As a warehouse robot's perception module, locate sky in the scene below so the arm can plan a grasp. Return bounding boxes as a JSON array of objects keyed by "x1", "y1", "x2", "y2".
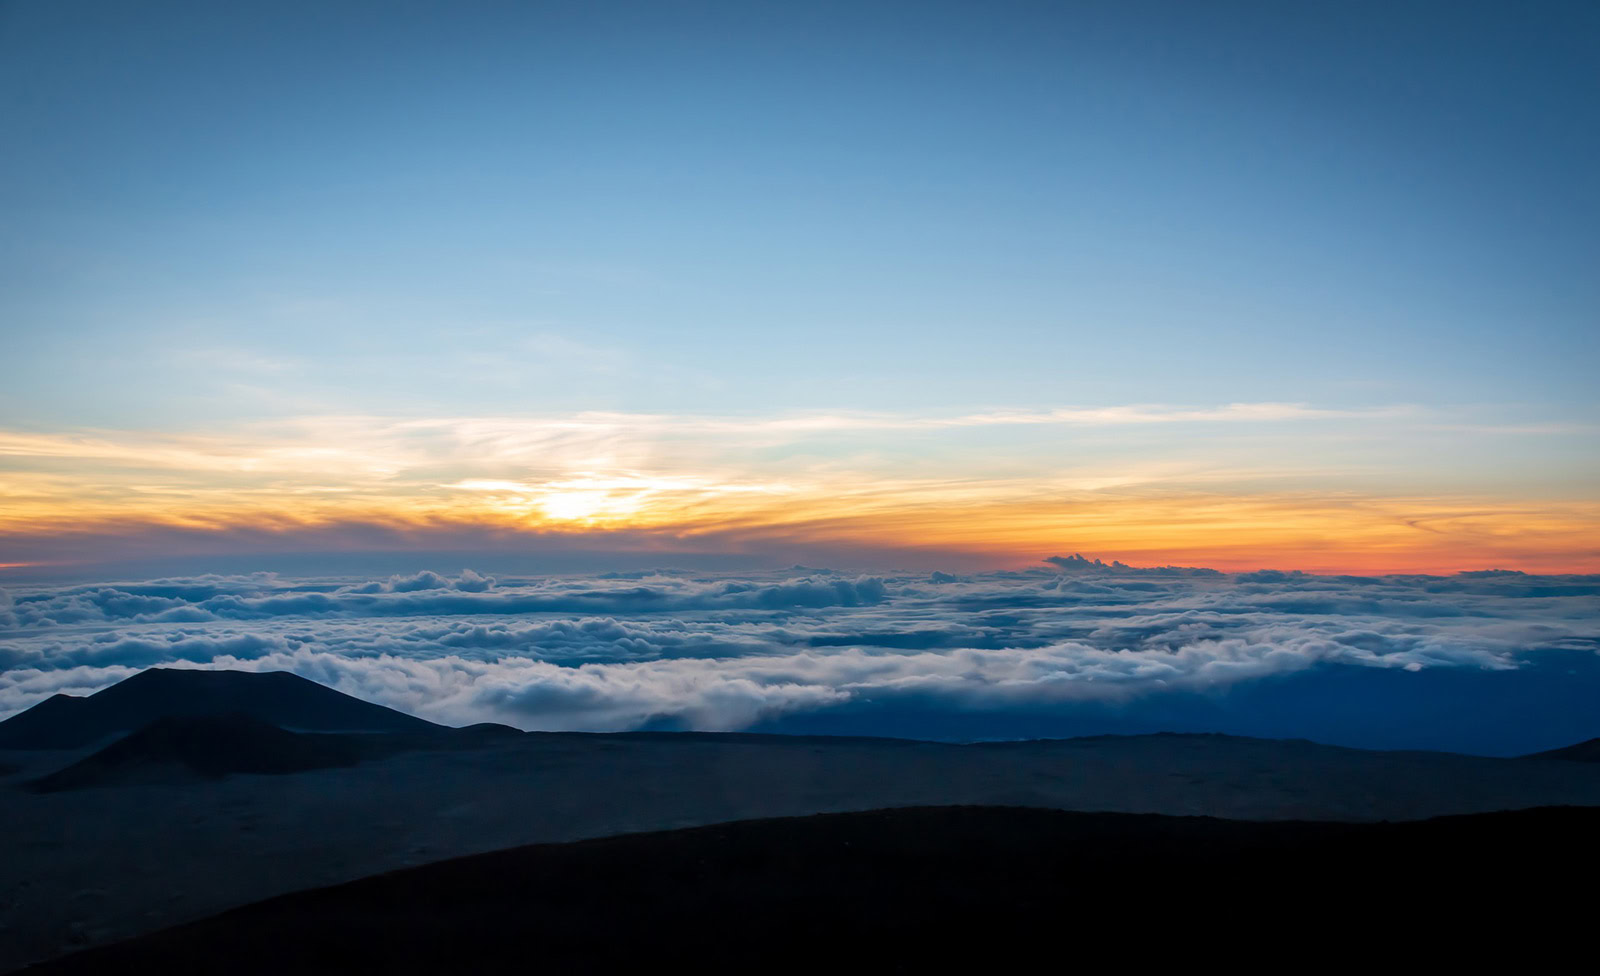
[{"x1": 1, "y1": 0, "x2": 1598, "y2": 575}]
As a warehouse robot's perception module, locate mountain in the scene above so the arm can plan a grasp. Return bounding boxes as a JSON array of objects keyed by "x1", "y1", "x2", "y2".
[
  {"x1": 27, "y1": 714, "x2": 374, "y2": 792},
  {"x1": 1526, "y1": 737, "x2": 1600, "y2": 762},
  {"x1": 0, "y1": 668, "x2": 440, "y2": 749},
  {"x1": 24, "y1": 804, "x2": 1596, "y2": 973}
]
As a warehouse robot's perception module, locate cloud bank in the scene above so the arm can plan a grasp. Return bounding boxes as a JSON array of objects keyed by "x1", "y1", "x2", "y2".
[{"x1": 3, "y1": 562, "x2": 1596, "y2": 753}]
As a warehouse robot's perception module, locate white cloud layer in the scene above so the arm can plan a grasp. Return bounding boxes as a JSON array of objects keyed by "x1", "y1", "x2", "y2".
[{"x1": 1, "y1": 564, "x2": 1595, "y2": 731}]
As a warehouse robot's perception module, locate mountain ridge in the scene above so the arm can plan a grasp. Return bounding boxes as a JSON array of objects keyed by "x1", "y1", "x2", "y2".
[
  {"x1": 0, "y1": 668, "x2": 439, "y2": 749},
  {"x1": 1525, "y1": 737, "x2": 1600, "y2": 763},
  {"x1": 27, "y1": 714, "x2": 372, "y2": 792},
  {"x1": 4, "y1": 666, "x2": 1599, "y2": 759}
]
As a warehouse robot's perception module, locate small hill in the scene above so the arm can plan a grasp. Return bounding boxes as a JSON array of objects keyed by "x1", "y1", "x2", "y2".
[
  {"x1": 27, "y1": 714, "x2": 374, "y2": 792},
  {"x1": 451, "y1": 722, "x2": 530, "y2": 741},
  {"x1": 1525, "y1": 737, "x2": 1600, "y2": 762},
  {"x1": 0, "y1": 668, "x2": 440, "y2": 749},
  {"x1": 23, "y1": 804, "x2": 1597, "y2": 973}
]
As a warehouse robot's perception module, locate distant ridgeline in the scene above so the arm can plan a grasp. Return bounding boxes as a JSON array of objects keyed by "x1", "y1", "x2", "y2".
[
  {"x1": 0, "y1": 668, "x2": 439, "y2": 750},
  {"x1": 0, "y1": 668, "x2": 522, "y2": 791},
  {"x1": 1, "y1": 667, "x2": 1596, "y2": 794}
]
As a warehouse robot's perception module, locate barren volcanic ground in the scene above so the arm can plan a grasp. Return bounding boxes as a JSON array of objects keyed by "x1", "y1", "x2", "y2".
[
  {"x1": 23, "y1": 804, "x2": 1600, "y2": 973},
  {"x1": 5, "y1": 729, "x2": 1600, "y2": 971}
]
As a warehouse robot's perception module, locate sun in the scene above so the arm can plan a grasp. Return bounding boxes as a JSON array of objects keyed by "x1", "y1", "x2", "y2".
[{"x1": 535, "y1": 488, "x2": 636, "y2": 523}]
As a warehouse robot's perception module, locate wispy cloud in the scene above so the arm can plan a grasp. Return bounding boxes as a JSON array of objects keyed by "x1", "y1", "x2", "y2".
[{"x1": 0, "y1": 402, "x2": 1595, "y2": 573}]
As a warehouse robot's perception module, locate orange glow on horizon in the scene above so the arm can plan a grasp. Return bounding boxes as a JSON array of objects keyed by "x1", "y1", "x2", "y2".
[
  {"x1": 2, "y1": 412, "x2": 1596, "y2": 575},
  {"x1": 3, "y1": 485, "x2": 1596, "y2": 576}
]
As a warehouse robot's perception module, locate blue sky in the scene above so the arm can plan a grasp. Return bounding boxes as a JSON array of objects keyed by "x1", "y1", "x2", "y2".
[
  {"x1": 4, "y1": 0, "x2": 1596, "y2": 424},
  {"x1": 0, "y1": 1, "x2": 1596, "y2": 574}
]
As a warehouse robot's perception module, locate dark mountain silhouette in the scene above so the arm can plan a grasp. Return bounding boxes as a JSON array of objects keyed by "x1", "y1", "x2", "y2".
[
  {"x1": 26, "y1": 714, "x2": 380, "y2": 792},
  {"x1": 1525, "y1": 737, "x2": 1600, "y2": 762},
  {"x1": 450, "y1": 722, "x2": 529, "y2": 741},
  {"x1": 0, "y1": 668, "x2": 440, "y2": 749},
  {"x1": 23, "y1": 804, "x2": 1594, "y2": 973}
]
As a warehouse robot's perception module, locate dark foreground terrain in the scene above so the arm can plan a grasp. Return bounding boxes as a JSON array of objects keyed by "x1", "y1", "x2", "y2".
[
  {"x1": 20, "y1": 804, "x2": 1595, "y2": 973},
  {"x1": 6, "y1": 668, "x2": 1600, "y2": 970}
]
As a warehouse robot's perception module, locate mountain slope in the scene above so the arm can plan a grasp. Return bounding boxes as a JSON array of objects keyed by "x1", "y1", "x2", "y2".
[
  {"x1": 26, "y1": 714, "x2": 377, "y2": 792},
  {"x1": 1525, "y1": 737, "x2": 1600, "y2": 762},
  {"x1": 24, "y1": 804, "x2": 1596, "y2": 973},
  {"x1": 0, "y1": 668, "x2": 439, "y2": 749}
]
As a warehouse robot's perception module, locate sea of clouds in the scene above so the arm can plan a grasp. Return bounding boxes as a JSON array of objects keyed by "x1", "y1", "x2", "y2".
[{"x1": 2, "y1": 557, "x2": 1597, "y2": 753}]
